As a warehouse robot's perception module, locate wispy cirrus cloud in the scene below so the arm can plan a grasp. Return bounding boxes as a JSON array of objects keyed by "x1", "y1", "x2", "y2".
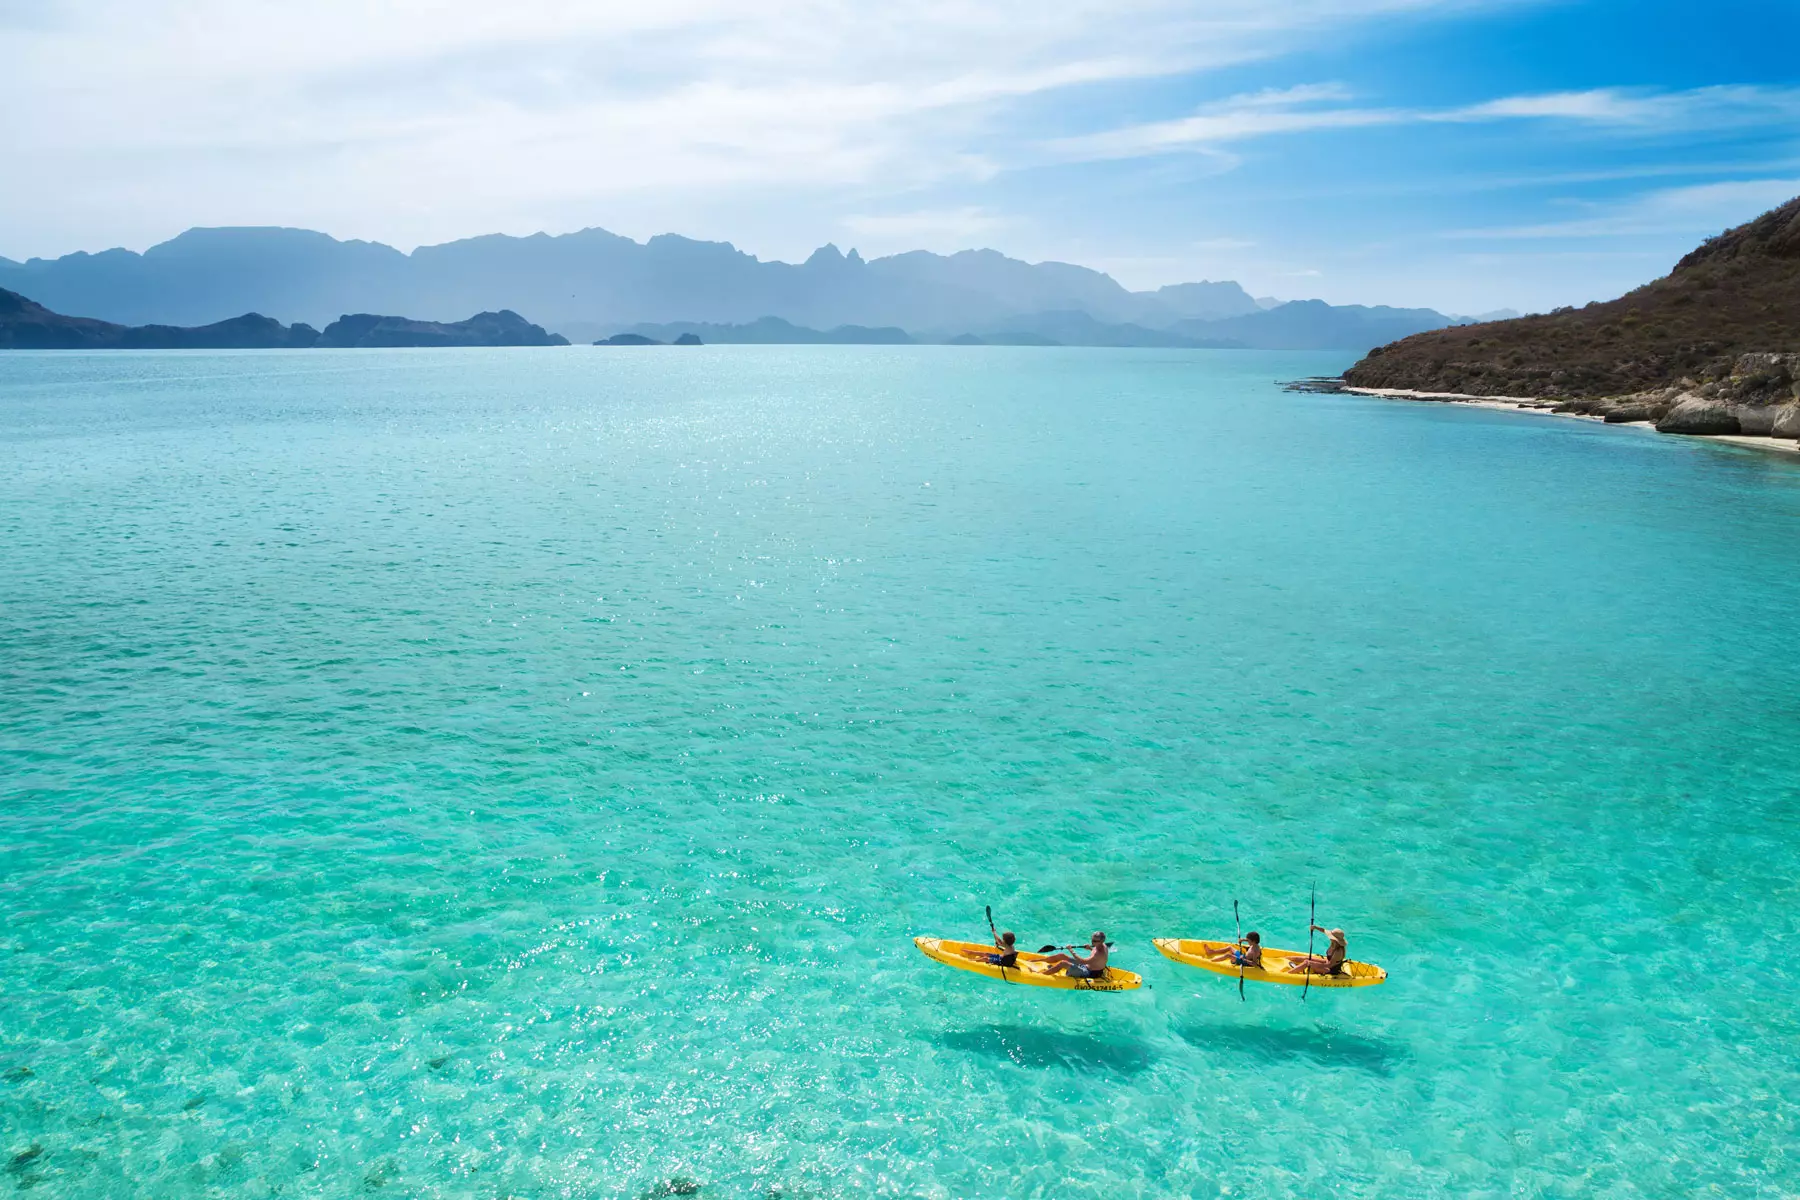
[
  {"x1": 1049, "y1": 83, "x2": 1800, "y2": 163},
  {"x1": 1438, "y1": 84, "x2": 1800, "y2": 126},
  {"x1": 0, "y1": 0, "x2": 1471, "y2": 257},
  {"x1": 1045, "y1": 84, "x2": 1402, "y2": 161}
]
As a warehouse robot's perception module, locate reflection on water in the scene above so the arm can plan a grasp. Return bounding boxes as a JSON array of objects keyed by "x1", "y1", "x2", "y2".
[{"x1": 932, "y1": 1025, "x2": 1156, "y2": 1075}]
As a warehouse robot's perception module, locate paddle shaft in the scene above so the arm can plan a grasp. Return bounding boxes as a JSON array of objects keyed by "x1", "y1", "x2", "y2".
[
  {"x1": 986, "y1": 905, "x2": 1010, "y2": 984},
  {"x1": 1234, "y1": 899, "x2": 1245, "y2": 1001},
  {"x1": 1303, "y1": 884, "x2": 1316, "y2": 1001}
]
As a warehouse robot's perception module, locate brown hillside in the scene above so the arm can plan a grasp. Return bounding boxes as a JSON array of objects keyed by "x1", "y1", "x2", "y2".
[{"x1": 1343, "y1": 195, "x2": 1800, "y2": 398}]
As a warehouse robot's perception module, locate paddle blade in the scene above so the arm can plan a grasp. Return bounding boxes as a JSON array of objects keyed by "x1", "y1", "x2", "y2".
[{"x1": 1038, "y1": 945, "x2": 1058, "y2": 953}]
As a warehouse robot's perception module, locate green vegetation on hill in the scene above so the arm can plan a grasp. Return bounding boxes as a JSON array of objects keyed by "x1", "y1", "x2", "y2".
[{"x1": 1345, "y1": 195, "x2": 1800, "y2": 399}]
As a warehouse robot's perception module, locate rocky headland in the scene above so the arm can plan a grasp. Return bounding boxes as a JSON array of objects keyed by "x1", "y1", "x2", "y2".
[
  {"x1": 315, "y1": 310, "x2": 567, "y2": 347},
  {"x1": 1341, "y1": 196, "x2": 1800, "y2": 445},
  {"x1": 0, "y1": 287, "x2": 317, "y2": 348},
  {"x1": 0, "y1": 288, "x2": 568, "y2": 349}
]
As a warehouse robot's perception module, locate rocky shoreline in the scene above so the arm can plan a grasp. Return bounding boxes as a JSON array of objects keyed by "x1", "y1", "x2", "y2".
[
  {"x1": 1334, "y1": 196, "x2": 1800, "y2": 457},
  {"x1": 1298, "y1": 352, "x2": 1800, "y2": 457}
]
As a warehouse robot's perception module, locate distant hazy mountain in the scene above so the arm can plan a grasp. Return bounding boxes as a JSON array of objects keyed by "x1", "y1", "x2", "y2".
[
  {"x1": 1167, "y1": 300, "x2": 1468, "y2": 351},
  {"x1": 0, "y1": 225, "x2": 1469, "y2": 353},
  {"x1": 0, "y1": 226, "x2": 1266, "y2": 338},
  {"x1": 621, "y1": 306, "x2": 1449, "y2": 352},
  {"x1": 946, "y1": 309, "x2": 1242, "y2": 349},
  {"x1": 621, "y1": 317, "x2": 915, "y2": 344}
]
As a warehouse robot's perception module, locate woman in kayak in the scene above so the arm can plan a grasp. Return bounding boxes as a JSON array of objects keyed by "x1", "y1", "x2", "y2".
[
  {"x1": 1205, "y1": 930, "x2": 1262, "y2": 968},
  {"x1": 985, "y1": 930, "x2": 1019, "y2": 968},
  {"x1": 1285, "y1": 926, "x2": 1347, "y2": 975},
  {"x1": 1043, "y1": 932, "x2": 1109, "y2": 979}
]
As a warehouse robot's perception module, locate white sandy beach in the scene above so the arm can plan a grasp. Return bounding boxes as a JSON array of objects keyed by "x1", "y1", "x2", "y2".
[{"x1": 1344, "y1": 387, "x2": 1800, "y2": 456}]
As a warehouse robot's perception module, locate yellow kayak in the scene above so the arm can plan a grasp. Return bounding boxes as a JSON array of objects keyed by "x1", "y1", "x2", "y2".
[
  {"x1": 914, "y1": 937, "x2": 1143, "y2": 992},
  {"x1": 1153, "y1": 938, "x2": 1387, "y2": 988}
]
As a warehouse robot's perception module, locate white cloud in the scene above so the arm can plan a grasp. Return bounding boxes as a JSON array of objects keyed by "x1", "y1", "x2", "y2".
[
  {"x1": 1440, "y1": 85, "x2": 1800, "y2": 127},
  {"x1": 1048, "y1": 83, "x2": 1800, "y2": 163},
  {"x1": 0, "y1": 0, "x2": 1472, "y2": 256},
  {"x1": 1445, "y1": 89, "x2": 1671, "y2": 123},
  {"x1": 1045, "y1": 85, "x2": 1404, "y2": 161}
]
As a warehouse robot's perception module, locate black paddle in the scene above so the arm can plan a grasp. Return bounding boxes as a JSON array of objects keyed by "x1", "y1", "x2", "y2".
[
  {"x1": 1234, "y1": 899, "x2": 1245, "y2": 1002},
  {"x1": 1302, "y1": 883, "x2": 1316, "y2": 1002},
  {"x1": 985, "y1": 905, "x2": 1011, "y2": 984}
]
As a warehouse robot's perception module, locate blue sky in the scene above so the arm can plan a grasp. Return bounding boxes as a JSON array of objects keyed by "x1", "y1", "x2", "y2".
[{"x1": 2, "y1": 0, "x2": 1796, "y2": 312}]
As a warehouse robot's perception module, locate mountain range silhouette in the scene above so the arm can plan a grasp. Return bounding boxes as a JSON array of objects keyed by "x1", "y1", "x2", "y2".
[{"x1": 0, "y1": 226, "x2": 1476, "y2": 350}]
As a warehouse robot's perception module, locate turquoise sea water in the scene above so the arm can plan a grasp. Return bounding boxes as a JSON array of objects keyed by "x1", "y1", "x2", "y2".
[{"x1": 2, "y1": 347, "x2": 1798, "y2": 1199}]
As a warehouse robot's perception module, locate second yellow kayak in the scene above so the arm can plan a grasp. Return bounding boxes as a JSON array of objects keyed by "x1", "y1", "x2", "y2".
[
  {"x1": 1153, "y1": 938, "x2": 1387, "y2": 988},
  {"x1": 915, "y1": 937, "x2": 1143, "y2": 991}
]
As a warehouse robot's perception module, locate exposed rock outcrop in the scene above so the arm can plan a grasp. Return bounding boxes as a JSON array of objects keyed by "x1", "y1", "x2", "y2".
[
  {"x1": 1654, "y1": 352, "x2": 1800, "y2": 435},
  {"x1": 1656, "y1": 394, "x2": 1743, "y2": 435}
]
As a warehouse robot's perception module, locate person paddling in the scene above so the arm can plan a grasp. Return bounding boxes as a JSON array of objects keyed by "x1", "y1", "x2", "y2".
[
  {"x1": 1286, "y1": 926, "x2": 1347, "y2": 975},
  {"x1": 985, "y1": 929, "x2": 1019, "y2": 968},
  {"x1": 1206, "y1": 930, "x2": 1262, "y2": 969},
  {"x1": 1043, "y1": 932, "x2": 1110, "y2": 980}
]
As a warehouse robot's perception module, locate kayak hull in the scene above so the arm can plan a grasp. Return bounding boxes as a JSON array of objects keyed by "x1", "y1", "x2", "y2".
[
  {"x1": 914, "y1": 937, "x2": 1142, "y2": 991},
  {"x1": 1153, "y1": 938, "x2": 1387, "y2": 988}
]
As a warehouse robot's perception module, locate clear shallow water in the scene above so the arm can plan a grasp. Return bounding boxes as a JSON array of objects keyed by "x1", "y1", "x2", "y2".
[{"x1": 2, "y1": 346, "x2": 1798, "y2": 1199}]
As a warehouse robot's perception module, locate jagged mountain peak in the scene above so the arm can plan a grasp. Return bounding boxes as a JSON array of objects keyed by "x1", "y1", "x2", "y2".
[{"x1": 0, "y1": 220, "x2": 1459, "y2": 350}]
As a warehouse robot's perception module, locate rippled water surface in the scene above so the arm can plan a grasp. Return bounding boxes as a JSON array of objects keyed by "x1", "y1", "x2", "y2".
[{"x1": 3, "y1": 347, "x2": 1799, "y2": 1198}]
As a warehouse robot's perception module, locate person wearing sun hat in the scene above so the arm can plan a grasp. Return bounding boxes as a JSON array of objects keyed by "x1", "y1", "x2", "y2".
[{"x1": 1287, "y1": 926, "x2": 1347, "y2": 976}]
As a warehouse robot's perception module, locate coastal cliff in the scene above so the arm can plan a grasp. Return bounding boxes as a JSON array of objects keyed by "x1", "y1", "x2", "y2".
[{"x1": 1342, "y1": 196, "x2": 1800, "y2": 437}]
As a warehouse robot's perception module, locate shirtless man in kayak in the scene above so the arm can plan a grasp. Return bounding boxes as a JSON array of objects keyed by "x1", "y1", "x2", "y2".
[
  {"x1": 1043, "y1": 932, "x2": 1109, "y2": 979},
  {"x1": 1205, "y1": 930, "x2": 1262, "y2": 968},
  {"x1": 985, "y1": 929, "x2": 1019, "y2": 968},
  {"x1": 1285, "y1": 926, "x2": 1347, "y2": 975}
]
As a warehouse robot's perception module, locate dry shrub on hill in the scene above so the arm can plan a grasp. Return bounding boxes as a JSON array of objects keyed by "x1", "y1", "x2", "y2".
[{"x1": 1344, "y1": 195, "x2": 1800, "y2": 399}]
